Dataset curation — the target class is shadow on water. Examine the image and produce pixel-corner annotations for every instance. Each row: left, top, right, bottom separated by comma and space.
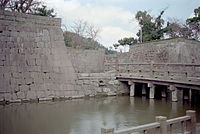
0, 96, 199, 134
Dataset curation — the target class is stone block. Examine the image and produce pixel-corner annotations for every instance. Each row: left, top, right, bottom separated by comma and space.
26, 90, 37, 99
4, 92, 12, 100
36, 90, 46, 98
25, 77, 33, 85
16, 91, 25, 99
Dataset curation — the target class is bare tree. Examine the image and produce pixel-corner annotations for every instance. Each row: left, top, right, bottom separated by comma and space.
0, 0, 41, 13
0, 0, 10, 9
166, 18, 192, 38
86, 24, 100, 40
71, 19, 88, 37
71, 19, 100, 41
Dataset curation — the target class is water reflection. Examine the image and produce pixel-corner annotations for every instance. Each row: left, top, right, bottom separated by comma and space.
0, 96, 199, 134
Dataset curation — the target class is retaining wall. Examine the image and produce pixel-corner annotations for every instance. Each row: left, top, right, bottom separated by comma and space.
0, 10, 80, 102
104, 38, 200, 84
67, 48, 105, 73
0, 10, 128, 103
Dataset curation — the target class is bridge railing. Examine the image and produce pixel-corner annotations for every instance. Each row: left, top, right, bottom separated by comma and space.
101, 110, 196, 134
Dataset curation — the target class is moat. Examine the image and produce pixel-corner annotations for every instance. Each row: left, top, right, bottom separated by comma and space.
0, 96, 199, 134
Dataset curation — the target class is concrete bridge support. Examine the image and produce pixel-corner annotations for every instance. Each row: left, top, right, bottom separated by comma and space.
189, 89, 192, 102
148, 83, 155, 99
183, 88, 192, 101
161, 89, 167, 98
129, 82, 135, 97
177, 88, 183, 102
169, 85, 178, 102
142, 84, 146, 96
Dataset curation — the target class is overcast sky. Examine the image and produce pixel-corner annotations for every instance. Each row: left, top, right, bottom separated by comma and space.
44, 0, 200, 49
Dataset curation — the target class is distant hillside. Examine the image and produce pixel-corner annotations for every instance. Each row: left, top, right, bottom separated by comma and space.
63, 31, 116, 54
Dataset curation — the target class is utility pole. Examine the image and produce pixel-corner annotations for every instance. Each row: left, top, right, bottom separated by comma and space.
140, 26, 143, 43
139, 16, 143, 43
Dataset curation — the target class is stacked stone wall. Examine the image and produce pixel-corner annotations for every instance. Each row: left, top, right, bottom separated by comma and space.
104, 38, 200, 84
0, 10, 81, 102
2, 10, 199, 103
67, 49, 105, 73
104, 54, 118, 72
77, 73, 129, 96
128, 38, 200, 63
66, 49, 129, 96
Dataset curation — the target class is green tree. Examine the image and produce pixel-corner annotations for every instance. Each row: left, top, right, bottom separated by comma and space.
34, 5, 56, 17
186, 7, 200, 24
135, 9, 167, 42
186, 6, 200, 40
113, 37, 138, 49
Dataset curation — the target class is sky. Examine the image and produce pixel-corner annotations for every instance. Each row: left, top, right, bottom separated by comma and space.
44, 0, 200, 50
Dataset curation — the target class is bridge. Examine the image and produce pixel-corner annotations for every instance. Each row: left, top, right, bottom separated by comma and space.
115, 63, 200, 102
104, 38, 200, 103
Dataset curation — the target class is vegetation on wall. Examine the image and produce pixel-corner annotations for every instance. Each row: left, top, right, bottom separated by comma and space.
63, 19, 116, 54
63, 31, 116, 54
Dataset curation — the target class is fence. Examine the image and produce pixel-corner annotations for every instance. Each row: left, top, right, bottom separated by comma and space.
101, 110, 196, 134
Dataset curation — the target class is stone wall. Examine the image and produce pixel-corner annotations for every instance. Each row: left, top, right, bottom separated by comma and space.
104, 54, 118, 72
0, 10, 80, 102
66, 48, 129, 96
67, 48, 105, 73
128, 38, 200, 63
0, 10, 129, 104
2, 10, 198, 103
105, 38, 200, 84
77, 73, 129, 96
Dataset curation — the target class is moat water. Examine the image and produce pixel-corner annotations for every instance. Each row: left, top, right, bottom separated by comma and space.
0, 96, 199, 134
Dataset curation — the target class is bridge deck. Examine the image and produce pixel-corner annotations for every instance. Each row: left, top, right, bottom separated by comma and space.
117, 75, 200, 90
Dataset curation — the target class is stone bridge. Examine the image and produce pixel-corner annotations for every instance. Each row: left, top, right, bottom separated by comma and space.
105, 38, 200, 103
116, 63, 200, 102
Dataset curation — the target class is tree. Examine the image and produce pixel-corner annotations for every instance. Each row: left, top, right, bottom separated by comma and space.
71, 19, 88, 37
186, 6, 200, 40
113, 37, 138, 49
0, 0, 56, 18
166, 7, 200, 40
0, 0, 41, 13
86, 24, 100, 41
34, 5, 56, 17
166, 18, 192, 39
71, 19, 100, 41
0, 0, 10, 9
187, 7, 200, 24
135, 9, 167, 42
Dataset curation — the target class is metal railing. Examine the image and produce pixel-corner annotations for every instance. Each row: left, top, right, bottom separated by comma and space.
101, 110, 196, 134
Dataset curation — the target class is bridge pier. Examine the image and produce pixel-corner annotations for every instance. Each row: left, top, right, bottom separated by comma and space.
169, 85, 178, 102
142, 84, 146, 96
189, 89, 192, 102
129, 82, 135, 97
148, 83, 155, 99
161, 89, 167, 98
183, 88, 192, 101
124, 79, 199, 106
177, 88, 183, 102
